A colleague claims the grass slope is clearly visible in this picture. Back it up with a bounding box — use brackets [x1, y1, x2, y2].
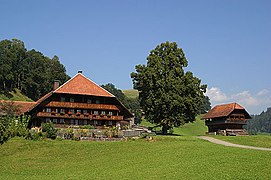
[140, 116, 207, 136]
[0, 137, 270, 179]
[0, 89, 33, 102]
[122, 89, 139, 99]
[211, 135, 271, 148]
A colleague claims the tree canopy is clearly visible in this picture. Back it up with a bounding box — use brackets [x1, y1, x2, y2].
[200, 96, 211, 114]
[0, 39, 70, 100]
[101, 83, 128, 105]
[131, 41, 207, 134]
[101, 83, 142, 124]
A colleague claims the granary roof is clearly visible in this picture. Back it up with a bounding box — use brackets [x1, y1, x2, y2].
[202, 103, 251, 119]
[54, 73, 114, 97]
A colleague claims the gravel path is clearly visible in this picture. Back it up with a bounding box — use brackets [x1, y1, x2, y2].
[198, 136, 271, 151]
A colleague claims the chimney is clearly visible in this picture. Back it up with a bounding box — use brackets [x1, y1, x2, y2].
[78, 70, 83, 74]
[53, 80, 60, 90]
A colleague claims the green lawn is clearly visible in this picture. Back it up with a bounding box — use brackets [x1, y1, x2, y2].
[211, 135, 271, 148]
[0, 136, 270, 179]
[140, 116, 207, 136]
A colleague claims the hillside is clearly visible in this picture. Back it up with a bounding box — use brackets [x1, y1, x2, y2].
[140, 116, 207, 136]
[0, 89, 33, 102]
[122, 89, 139, 99]
[246, 107, 271, 134]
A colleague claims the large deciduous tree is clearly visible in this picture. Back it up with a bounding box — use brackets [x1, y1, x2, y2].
[131, 42, 207, 134]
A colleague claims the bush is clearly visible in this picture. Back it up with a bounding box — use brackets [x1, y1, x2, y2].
[41, 122, 57, 140]
[0, 116, 11, 145]
[57, 128, 74, 140]
[104, 127, 118, 138]
[0, 115, 30, 145]
[79, 125, 94, 129]
[26, 130, 43, 140]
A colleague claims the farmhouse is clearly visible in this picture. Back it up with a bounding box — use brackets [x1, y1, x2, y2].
[202, 103, 251, 136]
[7, 71, 133, 128]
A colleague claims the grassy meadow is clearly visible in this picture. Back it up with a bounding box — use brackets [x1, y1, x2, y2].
[140, 116, 207, 136]
[212, 135, 271, 148]
[122, 89, 139, 99]
[1, 95, 270, 180]
[1, 136, 270, 180]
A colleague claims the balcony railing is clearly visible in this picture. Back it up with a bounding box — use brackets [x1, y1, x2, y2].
[225, 119, 247, 124]
[206, 119, 247, 125]
[36, 112, 123, 121]
[45, 101, 120, 110]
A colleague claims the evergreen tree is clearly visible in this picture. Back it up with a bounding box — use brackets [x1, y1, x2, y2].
[246, 107, 271, 134]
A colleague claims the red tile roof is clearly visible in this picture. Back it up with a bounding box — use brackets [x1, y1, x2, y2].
[203, 103, 251, 119]
[26, 72, 132, 117]
[54, 73, 114, 97]
[1, 73, 133, 118]
[0, 100, 36, 115]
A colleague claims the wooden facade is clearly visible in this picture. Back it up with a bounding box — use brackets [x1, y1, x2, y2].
[202, 103, 251, 136]
[24, 71, 133, 128]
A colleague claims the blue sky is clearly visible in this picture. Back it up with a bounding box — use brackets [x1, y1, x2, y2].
[1, 0, 271, 114]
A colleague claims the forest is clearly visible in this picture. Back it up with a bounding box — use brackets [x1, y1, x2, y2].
[246, 107, 271, 134]
[0, 39, 70, 101]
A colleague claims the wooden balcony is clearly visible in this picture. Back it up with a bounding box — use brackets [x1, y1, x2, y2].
[225, 119, 247, 124]
[45, 101, 120, 110]
[206, 119, 247, 126]
[36, 112, 123, 121]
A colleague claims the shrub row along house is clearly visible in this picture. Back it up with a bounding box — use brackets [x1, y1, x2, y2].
[202, 103, 251, 136]
[3, 71, 133, 128]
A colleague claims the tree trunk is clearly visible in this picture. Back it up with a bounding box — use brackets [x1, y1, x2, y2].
[162, 124, 169, 135]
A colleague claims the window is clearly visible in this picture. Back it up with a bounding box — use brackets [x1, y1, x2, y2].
[55, 108, 59, 113]
[60, 109, 65, 113]
[109, 121, 112, 126]
[101, 111, 106, 115]
[71, 119, 74, 125]
[46, 108, 51, 113]
[87, 99, 92, 104]
[61, 97, 65, 102]
[94, 111, 99, 115]
[94, 120, 97, 125]
[77, 109, 81, 113]
[45, 118, 50, 123]
[70, 109, 75, 114]
[84, 120, 87, 125]
[108, 111, 113, 116]
[70, 97, 74, 102]
[53, 119, 57, 124]
[83, 110, 88, 114]
[60, 119, 64, 123]
[97, 121, 102, 126]
[96, 100, 100, 104]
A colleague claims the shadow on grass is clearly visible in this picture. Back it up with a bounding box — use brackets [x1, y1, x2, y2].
[154, 132, 182, 136]
[0, 90, 14, 99]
